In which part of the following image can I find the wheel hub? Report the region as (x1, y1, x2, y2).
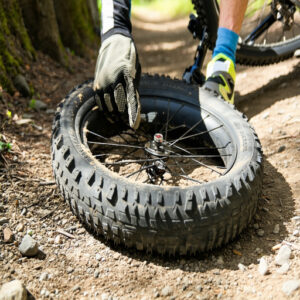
(144, 133, 170, 157)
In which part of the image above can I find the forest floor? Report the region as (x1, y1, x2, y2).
(1, 11, 300, 300)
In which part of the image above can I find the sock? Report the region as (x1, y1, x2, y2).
(213, 27, 239, 64)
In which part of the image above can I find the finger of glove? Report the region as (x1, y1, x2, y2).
(113, 83, 126, 113)
(124, 74, 141, 130)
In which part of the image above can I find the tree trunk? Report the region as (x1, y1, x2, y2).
(0, 0, 100, 93)
(53, 0, 98, 56)
(0, 0, 35, 92)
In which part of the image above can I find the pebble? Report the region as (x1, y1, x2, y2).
(32, 99, 48, 111)
(13, 74, 31, 97)
(0, 280, 27, 300)
(186, 291, 194, 298)
(94, 270, 100, 278)
(54, 235, 62, 244)
(66, 267, 74, 274)
(277, 262, 290, 274)
(293, 230, 299, 237)
(101, 293, 109, 300)
(96, 253, 101, 261)
(0, 217, 9, 225)
(262, 112, 270, 119)
(282, 280, 300, 296)
(253, 223, 259, 230)
(161, 286, 173, 297)
(40, 288, 50, 297)
(277, 145, 286, 153)
(258, 257, 268, 275)
(3, 227, 14, 243)
(238, 263, 247, 272)
(18, 234, 39, 257)
(196, 285, 203, 292)
(72, 286, 81, 292)
(275, 245, 291, 266)
(216, 256, 224, 265)
(257, 229, 265, 237)
(273, 224, 280, 234)
(39, 272, 49, 281)
(295, 49, 300, 58)
(16, 223, 25, 232)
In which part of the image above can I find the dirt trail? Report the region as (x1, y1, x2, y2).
(1, 12, 300, 300)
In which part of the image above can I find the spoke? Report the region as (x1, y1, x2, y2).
(169, 124, 223, 146)
(167, 124, 187, 133)
(85, 129, 115, 143)
(104, 157, 165, 166)
(186, 141, 231, 150)
(170, 144, 223, 175)
(166, 168, 203, 184)
(169, 115, 210, 146)
(158, 104, 184, 133)
(165, 99, 170, 141)
(173, 159, 187, 176)
(88, 141, 144, 149)
(168, 153, 231, 159)
(126, 164, 155, 178)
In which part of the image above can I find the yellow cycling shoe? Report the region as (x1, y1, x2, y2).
(203, 53, 236, 104)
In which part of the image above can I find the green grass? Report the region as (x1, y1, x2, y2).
(132, 0, 194, 17)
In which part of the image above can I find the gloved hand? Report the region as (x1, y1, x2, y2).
(93, 34, 141, 130)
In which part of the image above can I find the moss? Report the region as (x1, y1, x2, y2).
(7, 0, 35, 58)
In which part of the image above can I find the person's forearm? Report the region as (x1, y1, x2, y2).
(219, 0, 248, 34)
(101, 0, 132, 41)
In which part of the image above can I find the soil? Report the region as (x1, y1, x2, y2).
(1, 11, 300, 300)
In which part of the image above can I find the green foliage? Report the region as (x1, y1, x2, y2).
(0, 141, 12, 153)
(132, 0, 194, 17)
(29, 99, 36, 109)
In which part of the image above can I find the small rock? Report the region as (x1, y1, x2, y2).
(3, 227, 14, 243)
(238, 263, 247, 272)
(186, 291, 194, 298)
(161, 286, 173, 297)
(94, 270, 100, 278)
(253, 223, 259, 230)
(275, 245, 291, 266)
(96, 253, 101, 261)
(0, 280, 27, 300)
(257, 229, 265, 237)
(293, 230, 299, 237)
(216, 256, 224, 265)
(14, 74, 31, 97)
(282, 280, 300, 296)
(291, 216, 300, 221)
(294, 49, 300, 58)
(101, 293, 109, 300)
(277, 145, 286, 153)
(258, 257, 269, 275)
(54, 235, 62, 244)
(262, 112, 270, 119)
(273, 224, 280, 234)
(32, 99, 48, 111)
(18, 234, 39, 257)
(277, 262, 290, 274)
(195, 285, 203, 292)
(66, 267, 74, 274)
(0, 217, 9, 225)
(39, 272, 49, 281)
(72, 286, 81, 292)
(16, 223, 25, 232)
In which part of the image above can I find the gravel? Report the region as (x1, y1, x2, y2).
(161, 286, 173, 297)
(257, 229, 265, 237)
(275, 245, 291, 266)
(3, 227, 14, 243)
(282, 280, 300, 296)
(276, 263, 290, 274)
(273, 224, 280, 234)
(258, 257, 269, 275)
(18, 234, 39, 257)
(0, 217, 9, 225)
(0, 280, 27, 300)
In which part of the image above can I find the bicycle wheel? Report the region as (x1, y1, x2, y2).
(192, 0, 300, 65)
(51, 75, 263, 255)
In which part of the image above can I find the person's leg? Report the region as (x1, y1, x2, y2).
(204, 0, 248, 103)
